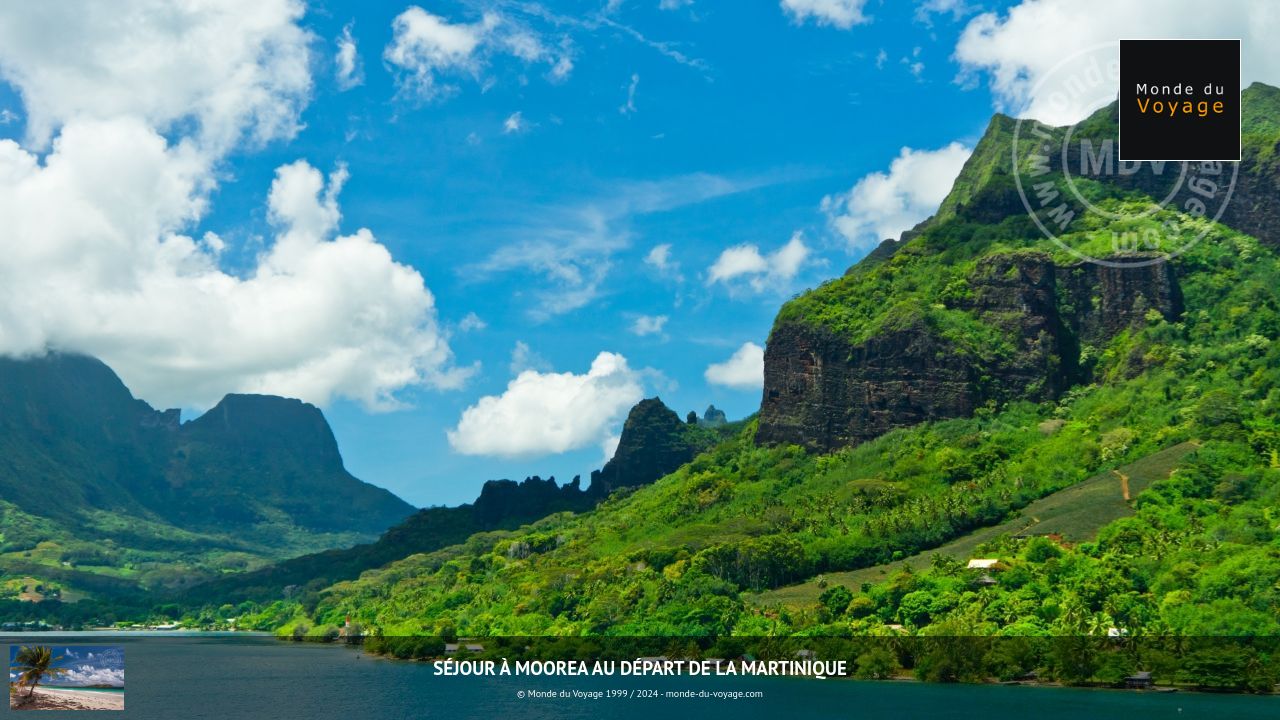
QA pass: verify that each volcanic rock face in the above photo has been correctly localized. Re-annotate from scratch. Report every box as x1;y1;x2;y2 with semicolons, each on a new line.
590;397;698;494
757;253;1181;453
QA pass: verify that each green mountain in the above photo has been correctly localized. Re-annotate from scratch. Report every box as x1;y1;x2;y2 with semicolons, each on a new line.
0;353;414;597
179;396;739;606
249;84;1280;668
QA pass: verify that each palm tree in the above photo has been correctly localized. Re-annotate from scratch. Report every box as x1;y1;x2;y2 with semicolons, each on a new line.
12;645;66;699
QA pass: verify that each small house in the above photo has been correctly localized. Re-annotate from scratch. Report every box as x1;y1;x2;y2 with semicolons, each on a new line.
1124;671;1154;689
967;558;1000;570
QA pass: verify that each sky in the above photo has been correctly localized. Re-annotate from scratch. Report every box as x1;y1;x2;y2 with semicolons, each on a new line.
9;645;125;688
1;0;1277;507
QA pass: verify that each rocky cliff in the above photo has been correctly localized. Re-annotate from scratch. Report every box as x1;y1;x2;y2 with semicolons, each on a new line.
751;85;1280;454
589;397;701;495
758;251;1182;453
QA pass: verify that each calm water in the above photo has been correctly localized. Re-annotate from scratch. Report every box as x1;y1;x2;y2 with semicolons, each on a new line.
3;635;1277;719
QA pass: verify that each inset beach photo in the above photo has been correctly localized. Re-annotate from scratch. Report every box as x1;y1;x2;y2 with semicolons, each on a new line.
8;645;124;711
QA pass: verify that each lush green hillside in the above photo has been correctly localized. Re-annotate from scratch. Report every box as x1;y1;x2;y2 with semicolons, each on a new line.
234;87;1280;667
172;398;739;608
0;354;414;599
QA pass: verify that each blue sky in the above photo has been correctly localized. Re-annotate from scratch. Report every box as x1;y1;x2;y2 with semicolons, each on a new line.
279;0;1010;505
0;0;1016;507
9;645;124;688
19;0;1269;508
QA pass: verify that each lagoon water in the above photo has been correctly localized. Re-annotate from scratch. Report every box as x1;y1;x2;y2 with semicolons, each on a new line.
4;634;1277;719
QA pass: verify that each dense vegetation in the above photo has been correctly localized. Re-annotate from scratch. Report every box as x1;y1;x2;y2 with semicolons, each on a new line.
222;90;1280;693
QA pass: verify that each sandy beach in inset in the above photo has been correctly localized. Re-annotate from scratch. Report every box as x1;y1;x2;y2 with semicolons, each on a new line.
10;686;124;711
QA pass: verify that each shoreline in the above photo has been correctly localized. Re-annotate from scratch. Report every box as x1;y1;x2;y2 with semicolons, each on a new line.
10;686;124;711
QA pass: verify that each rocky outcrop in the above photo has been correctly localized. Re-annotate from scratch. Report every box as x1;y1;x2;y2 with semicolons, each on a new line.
590;397;698;495
472;475;593;525
701;404;727;427
757;252;1181;452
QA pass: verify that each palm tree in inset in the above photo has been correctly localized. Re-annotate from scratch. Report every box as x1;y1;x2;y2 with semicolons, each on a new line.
13;645;66;700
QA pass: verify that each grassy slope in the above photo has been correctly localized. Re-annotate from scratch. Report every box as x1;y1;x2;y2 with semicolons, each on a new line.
753;441;1198;607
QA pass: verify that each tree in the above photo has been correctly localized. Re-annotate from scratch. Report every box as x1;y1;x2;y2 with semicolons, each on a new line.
13;645;66;700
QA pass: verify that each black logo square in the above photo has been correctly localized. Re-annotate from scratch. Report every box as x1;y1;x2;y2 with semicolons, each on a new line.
1120;39;1240;161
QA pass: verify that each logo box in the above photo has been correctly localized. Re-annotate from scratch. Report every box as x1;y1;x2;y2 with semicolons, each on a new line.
1119;39;1241;161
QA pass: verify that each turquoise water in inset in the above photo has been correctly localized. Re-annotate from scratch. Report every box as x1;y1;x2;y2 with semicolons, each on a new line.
41;686;125;693
5;635;1277;719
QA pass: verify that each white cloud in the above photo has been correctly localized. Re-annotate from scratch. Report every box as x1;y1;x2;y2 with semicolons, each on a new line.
629;314;668;336
645;244;673;271
457;312;487;332
822;142;971;251
955;0;1280;125
780;0;870;29
469;174;762;320
61;664;125;688
0;109;17;124
384;6;491;102
914;0;977;24
0;1;469;411
448;352;644;458
620;73;639;115
335;22;364;91
659;0;694;9
707;231;810;292
705;342;764;390
874;49;888;70
509;340;549;375
503;111;524;133
384;5;573;103
901;46;924;80
600;433;621;466
0;0;311;153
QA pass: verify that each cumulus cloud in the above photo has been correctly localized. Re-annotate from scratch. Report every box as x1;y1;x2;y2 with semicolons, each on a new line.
0;0;311;153
707;232;810;292
334;22;364;91
61;664;125;688
645;244;673;271
629;314;668;336
457;312;487;332
780;0;870;29
503;111;524;134
822;143;971;251
448;352;644;458
705;342;764;390
955;0;1280;125
384;5;573;102
0;1;468;411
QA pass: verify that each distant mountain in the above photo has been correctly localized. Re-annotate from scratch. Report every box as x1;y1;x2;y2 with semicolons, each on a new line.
0;353;413;595
182;396;741;604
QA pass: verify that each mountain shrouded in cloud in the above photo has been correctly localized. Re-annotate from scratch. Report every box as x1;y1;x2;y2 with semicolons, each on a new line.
0;0;467;411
